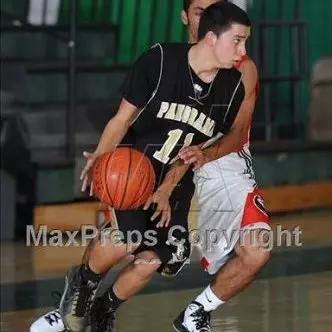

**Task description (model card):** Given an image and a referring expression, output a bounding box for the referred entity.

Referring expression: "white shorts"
[193,161,271,275]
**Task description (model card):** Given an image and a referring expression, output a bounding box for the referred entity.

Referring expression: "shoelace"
[72,283,97,317]
[191,308,211,331]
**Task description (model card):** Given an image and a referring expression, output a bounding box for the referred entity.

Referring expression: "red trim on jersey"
[240,189,270,228]
[200,257,210,272]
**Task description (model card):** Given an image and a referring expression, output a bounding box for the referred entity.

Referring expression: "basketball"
[92,147,156,210]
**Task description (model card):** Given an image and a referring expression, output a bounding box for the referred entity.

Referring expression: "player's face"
[182,0,220,43]
[212,23,250,68]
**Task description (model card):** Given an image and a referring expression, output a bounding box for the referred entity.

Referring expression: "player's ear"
[205,31,217,46]
[181,10,189,26]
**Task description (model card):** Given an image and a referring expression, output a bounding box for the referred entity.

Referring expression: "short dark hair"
[198,2,251,41]
[183,0,192,12]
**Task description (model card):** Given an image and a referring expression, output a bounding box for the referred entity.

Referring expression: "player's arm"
[154,159,189,195]
[93,99,137,156]
[81,46,160,193]
[143,158,189,227]
[80,99,138,193]
[179,59,258,167]
[92,43,160,157]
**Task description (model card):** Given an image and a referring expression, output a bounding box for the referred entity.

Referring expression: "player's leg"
[30,249,162,332]
[88,234,190,332]
[90,228,191,332]
[30,242,132,332]
[174,186,271,332]
[208,189,271,299]
[174,231,270,332]
[90,183,193,332]
[29,211,132,332]
[30,180,193,332]
[59,209,147,332]
[89,249,162,332]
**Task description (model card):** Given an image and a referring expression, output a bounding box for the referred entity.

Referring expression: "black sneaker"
[90,297,115,332]
[173,301,211,332]
[59,267,100,332]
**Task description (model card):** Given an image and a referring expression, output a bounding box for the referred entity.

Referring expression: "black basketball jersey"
[120,43,244,176]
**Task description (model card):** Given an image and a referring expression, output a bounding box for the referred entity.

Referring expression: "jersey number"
[153,129,194,164]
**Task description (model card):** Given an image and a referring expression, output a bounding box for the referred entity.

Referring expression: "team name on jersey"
[156,102,215,137]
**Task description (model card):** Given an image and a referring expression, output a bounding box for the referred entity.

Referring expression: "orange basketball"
[92,147,155,210]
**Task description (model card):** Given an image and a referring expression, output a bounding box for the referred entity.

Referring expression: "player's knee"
[133,251,161,279]
[240,244,270,274]
[132,262,159,280]
[236,230,270,273]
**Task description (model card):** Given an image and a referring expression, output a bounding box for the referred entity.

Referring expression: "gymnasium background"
[0,0,332,330]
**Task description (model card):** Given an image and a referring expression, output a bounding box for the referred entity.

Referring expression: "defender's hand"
[144,190,171,228]
[178,145,211,171]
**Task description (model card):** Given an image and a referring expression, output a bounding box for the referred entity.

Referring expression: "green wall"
[300,0,332,73]
[248,0,332,125]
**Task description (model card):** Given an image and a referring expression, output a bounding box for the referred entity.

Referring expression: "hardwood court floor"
[0,209,331,331]
[1,272,331,332]
[1,209,331,284]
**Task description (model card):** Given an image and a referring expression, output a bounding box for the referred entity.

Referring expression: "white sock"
[194,285,225,312]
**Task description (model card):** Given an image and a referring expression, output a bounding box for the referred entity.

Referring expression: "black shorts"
[103,178,194,277]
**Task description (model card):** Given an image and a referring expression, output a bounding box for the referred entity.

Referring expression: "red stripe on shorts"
[240,189,270,228]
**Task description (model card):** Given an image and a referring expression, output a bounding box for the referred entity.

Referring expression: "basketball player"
[152,1,271,331]
[30,2,257,332]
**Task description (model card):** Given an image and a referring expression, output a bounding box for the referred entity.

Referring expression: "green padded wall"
[116,0,184,64]
[247,0,332,129]
[60,0,120,24]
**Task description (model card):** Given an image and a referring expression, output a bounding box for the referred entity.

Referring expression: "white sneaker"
[30,309,65,332]
[173,301,211,332]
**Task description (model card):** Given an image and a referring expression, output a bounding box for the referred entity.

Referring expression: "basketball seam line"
[105,153,114,208]
[119,147,132,209]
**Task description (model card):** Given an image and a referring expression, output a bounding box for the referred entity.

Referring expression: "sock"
[79,264,102,284]
[193,285,225,312]
[102,286,125,312]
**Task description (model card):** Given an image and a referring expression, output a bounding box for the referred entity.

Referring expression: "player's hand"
[143,189,171,228]
[80,151,99,196]
[178,145,211,171]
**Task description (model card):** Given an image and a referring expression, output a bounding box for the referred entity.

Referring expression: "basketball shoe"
[173,301,211,332]
[59,266,100,332]
[90,296,116,332]
[30,309,65,332]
